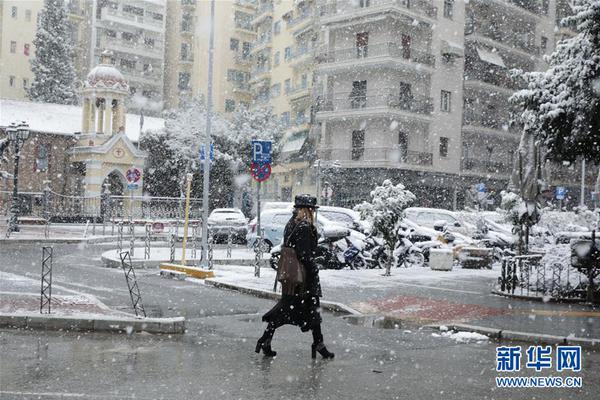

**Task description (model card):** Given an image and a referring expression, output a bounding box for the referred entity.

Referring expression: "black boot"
[311,342,334,359]
[255,338,277,357]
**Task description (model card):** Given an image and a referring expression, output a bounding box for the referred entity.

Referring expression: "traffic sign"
[252,140,272,164]
[127,183,139,190]
[476,183,486,193]
[126,167,142,184]
[200,143,214,162]
[556,186,567,200]
[152,222,165,233]
[250,162,271,182]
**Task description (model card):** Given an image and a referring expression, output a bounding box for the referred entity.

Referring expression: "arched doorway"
[103,171,125,195]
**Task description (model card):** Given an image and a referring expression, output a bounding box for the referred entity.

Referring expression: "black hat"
[294,194,319,209]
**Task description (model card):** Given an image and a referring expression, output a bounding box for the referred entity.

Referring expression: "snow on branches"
[28,0,78,105]
[354,179,416,252]
[510,0,600,163]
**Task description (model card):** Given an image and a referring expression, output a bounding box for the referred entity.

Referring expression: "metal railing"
[498,253,586,300]
[287,8,313,27]
[465,24,539,55]
[319,0,437,19]
[464,68,521,91]
[462,158,511,175]
[317,146,432,165]
[463,109,515,132]
[319,89,433,115]
[317,42,435,66]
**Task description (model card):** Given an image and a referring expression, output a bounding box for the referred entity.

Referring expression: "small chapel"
[0,51,162,213]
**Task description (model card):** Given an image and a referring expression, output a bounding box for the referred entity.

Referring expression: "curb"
[101,253,257,269]
[0,313,185,334]
[425,323,599,349]
[203,279,361,316]
[491,288,586,304]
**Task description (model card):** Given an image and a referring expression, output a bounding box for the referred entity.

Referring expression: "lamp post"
[7,121,30,233]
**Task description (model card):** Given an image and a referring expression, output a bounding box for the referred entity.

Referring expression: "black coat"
[261,217,322,331]
[283,217,322,297]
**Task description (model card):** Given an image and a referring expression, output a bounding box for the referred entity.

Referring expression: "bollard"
[191,223,200,262]
[208,230,214,270]
[117,221,123,254]
[227,226,232,259]
[129,222,135,258]
[170,229,176,263]
[44,221,50,239]
[144,223,151,260]
[254,228,265,278]
[40,246,53,314]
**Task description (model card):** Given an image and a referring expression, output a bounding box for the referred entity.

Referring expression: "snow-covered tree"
[28,0,78,105]
[354,180,416,263]
[0,137,9,180]
[510,0,600,164]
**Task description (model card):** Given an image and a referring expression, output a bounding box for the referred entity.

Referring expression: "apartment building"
[249,0,320,201]
[0,1,43,100]
[310,0,578,209]
[163,0,257,113]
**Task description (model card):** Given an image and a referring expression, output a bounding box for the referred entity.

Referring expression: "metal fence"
[497,254,587,300]
[0,191,204,222]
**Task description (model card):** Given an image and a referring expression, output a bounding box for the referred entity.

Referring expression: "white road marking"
[0,391,134,399]
[391,282,483,295]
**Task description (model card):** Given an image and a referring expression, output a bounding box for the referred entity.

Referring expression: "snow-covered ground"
[102,247,266,262]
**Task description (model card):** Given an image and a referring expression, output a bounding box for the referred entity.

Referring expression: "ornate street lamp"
[7,121,30,233]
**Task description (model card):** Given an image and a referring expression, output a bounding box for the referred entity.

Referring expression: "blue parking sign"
[252,140,272,164]
[556,186,567,200]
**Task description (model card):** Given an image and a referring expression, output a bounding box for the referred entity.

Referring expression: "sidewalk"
[203,264,600,342]
[0,271,184,334]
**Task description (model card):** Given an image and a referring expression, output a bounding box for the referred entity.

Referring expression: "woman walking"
[255,194,334,359]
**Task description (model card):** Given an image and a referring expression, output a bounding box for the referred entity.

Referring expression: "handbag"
[276,224,305,294]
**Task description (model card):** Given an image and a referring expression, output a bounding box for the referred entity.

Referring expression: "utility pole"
[201,0,216,268]
[581,159,586,208]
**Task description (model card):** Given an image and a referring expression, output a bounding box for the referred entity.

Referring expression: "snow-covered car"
[247,209,349,251]
[261,201,293,211]
[405,207,472,236]
[207,208,248,243]
[318,206,370,233]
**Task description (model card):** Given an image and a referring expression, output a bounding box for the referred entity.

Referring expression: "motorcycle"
[270,232,349,271]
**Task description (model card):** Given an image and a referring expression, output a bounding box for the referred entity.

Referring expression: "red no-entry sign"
[250,162,271,182]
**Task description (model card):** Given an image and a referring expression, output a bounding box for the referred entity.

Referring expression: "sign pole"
[181,173,193,266]
[201,0,216,268]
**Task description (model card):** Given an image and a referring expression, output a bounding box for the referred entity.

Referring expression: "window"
[24,44,30,56]
[443,0,454,19]
[401,34,411,59]
[11,6,17,18]
[144,37,155,48]
[181,13,193,32]
[284,79,291,94]
[439,137,449,157]
[441,90,452,112]
[281,112,290,126]
[230,38,239,51]
[242,42,251,58]
[350,80,367,108]
[35,144,50,172]
[123,5,143,16]
[398,131,408,161]
[120,59,136,69]
[143,63,152,73]
[10,41,16,53]
[273,51,280,66]
[284,47,292,61]
[351,130,365,161]
[23,78,29,89]
[356,32,368,58]
[274,21,281,35]
[181,0,196,4]
[234,11,253,30]
[358,0,370,7]
[541,36,548,52]
[301,74,308,88]
[151,12,163,21]
[105,29,116,38]
[122,32,135,42]
[9,76,16,87]
[398,82,413,109]
[225,99,236,112]
[271,83,281,98]
[296,110,306,125]
[227,69,246,83]
[25,10,31,21]
[181,43,191,60]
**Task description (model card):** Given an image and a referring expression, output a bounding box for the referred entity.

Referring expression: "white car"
[318,206,370,233]
[404,207,472,236]
[207,208,248,243]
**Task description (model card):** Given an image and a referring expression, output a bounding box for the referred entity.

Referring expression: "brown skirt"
[262,294,322,332]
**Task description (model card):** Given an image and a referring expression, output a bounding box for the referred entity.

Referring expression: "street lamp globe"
[6,123,18,141]
[17,122,30,141]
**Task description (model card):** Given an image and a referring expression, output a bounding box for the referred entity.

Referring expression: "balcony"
[462,109,516,134]
[317,89,433,121]
[234,0,257,10]
[289,45,316,67]
[287,8,313,33]
[318,146,433,167]
[288,84,311,102]
[232,81,252,95]
[464,68,521,92]
[233,53,252,66]
[465,21,539,56]
[102,7,164,32]
[101,37,163,59]
[319,0,437,24]
[317,42,435,73]
[462,158,511,176]
[250,64,271,84]
[250,33,272,53]
[252,1,273,25]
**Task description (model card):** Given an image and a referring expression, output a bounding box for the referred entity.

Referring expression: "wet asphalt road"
[1,242,599,399]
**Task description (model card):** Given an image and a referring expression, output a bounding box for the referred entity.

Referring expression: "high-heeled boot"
[255,335,277,357]
[311,342,334,359]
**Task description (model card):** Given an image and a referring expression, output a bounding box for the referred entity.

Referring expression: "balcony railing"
[318,42,435,67]
[462,158,511,174]
[252,32,272,50]
[288,84,311,96]
[319,0,437,20]
[319,89,433,115]
[318,146,432,166]
[463,109,514,132]
[252,64,271,76]
[232,81,252,92]
[464,68,521,91]
[104,7,163,29]
[465,24,539,55]
[258,1,274,14]
[287,8,313,27]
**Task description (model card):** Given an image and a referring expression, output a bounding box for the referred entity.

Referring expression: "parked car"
[404,207,472,236]
[207,208,248,243]
[247,208,349,251]
[318,206,370,233]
